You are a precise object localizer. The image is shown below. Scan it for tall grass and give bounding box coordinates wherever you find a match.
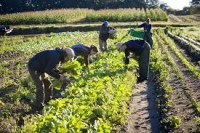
[0,8,167,25]
[86,8,167,22]
[0,9,91,25]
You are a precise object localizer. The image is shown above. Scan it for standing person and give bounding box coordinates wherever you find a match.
[138,18,153,47]
[71,44,98,67]
[99,21,114,52]
[117,40,151,83]
[28,47,75,110]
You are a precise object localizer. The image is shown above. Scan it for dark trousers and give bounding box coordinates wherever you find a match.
[139,42,151,80]
[28,68,53,108]
[144,32,153,48]
[99,38,107,52]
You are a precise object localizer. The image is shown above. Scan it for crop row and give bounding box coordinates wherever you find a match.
[20,31,138,132]
[150,30,176,131]
[152,29,200,132]
[170,27,200,43]
[0,8,167,25]
[0,31,100,132]
[0,30,139,132]
[166,31,200,61]
[163,31,200,78]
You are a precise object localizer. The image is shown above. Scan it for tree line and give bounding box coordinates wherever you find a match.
[0,0,199,14]
[0,0,159,14]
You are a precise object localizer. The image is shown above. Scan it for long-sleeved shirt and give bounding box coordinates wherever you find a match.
[138,23,152,33]
[28,48,65,79]
[99,24,110,41]
[124,40,145,64]
[71,44,91,66]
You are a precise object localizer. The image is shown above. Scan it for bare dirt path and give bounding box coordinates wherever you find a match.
[122,72,160,133]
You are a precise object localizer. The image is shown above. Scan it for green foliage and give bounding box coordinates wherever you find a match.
[169,116,182,129]
[52,60,83,90]
[195,117,200,126]
[0,8,167,25]
[20,30,137,132]
[61,60,83,79]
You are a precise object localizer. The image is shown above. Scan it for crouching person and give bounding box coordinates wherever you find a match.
[0,25,13,36]
[117,40,151,83]
[71,44,98,67]
[28,47,75,110]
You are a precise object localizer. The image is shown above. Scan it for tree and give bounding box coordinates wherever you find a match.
[146,0,159,8]
[0,0,161,14]
[190,0,200,14]
[191,0,200,7]
[160,3,169,11]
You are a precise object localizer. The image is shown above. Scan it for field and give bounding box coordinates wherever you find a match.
[0,9,200,133]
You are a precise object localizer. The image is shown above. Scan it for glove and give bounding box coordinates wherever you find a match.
[59,75,69,83]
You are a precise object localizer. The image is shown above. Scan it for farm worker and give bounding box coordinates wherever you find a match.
[0,25,13,36]
[117,40,151,83]
[99,21,116,52]
[138,18,153,47]
[71,44,98,67]
[28,47,75,110]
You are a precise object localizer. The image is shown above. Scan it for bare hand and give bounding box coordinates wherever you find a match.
[60,75,69,83]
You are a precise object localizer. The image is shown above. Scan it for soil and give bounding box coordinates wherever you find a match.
[160,34,200,132]
[119,71,160,133]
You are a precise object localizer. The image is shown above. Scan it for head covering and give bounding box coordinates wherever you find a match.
[103,21,109,27]
[63,48,75,61]
[116,42,123,51]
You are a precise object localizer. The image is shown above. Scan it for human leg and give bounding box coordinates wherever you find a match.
[41,74,53,104]
[28,68,44,109]
[103,40,108,51]
[138,42,151,81]
[99,38,104,52]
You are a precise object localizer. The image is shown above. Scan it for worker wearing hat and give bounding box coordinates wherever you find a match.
[99,21,111,52]
[117,40,151,83]
[28,47,75,110]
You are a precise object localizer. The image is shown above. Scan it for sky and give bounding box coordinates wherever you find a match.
[159,0,191,10]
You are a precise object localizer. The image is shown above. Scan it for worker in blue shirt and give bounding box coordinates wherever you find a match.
[117,40,151,83]
[99,21,115,52]
[138,18,153,47]
[28,47,75,110]
[71,44,98,67]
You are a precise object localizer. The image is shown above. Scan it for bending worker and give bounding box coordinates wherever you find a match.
[0,25,13,36]
[28,47,75,110]
[71,44,98,67]
[117,40,151,83]
[138,18,153,47]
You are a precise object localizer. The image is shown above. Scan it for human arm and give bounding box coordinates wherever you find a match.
[44,60,61,79]
[124,49,130,64]
[84,55,89,68]
[138,23,145,28]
